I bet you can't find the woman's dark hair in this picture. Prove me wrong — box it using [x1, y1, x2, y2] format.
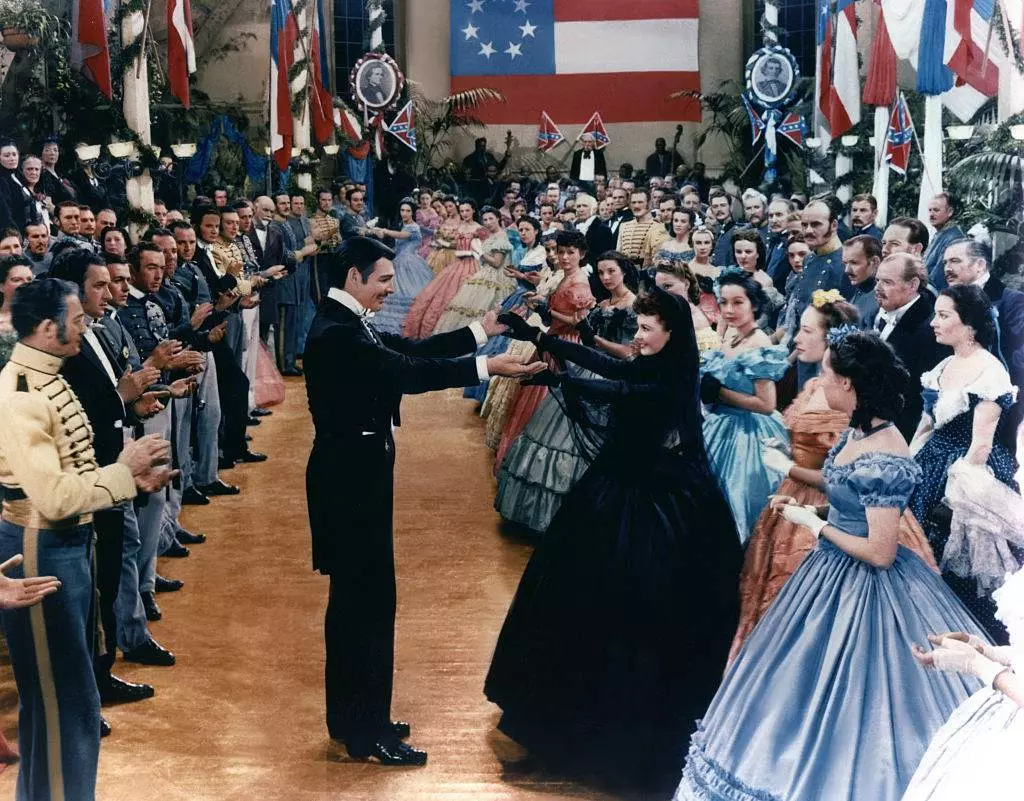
[716, 269, 767, 317]
[813, 298, 860, 329]
[672, 207, 697, 231]
[398, 198, 415, 215]
[828, 331, 909, 432]
[940, 284, 997, 350]
[656, 260, 701, 305]
[479, 205, 499, 220]
[731, 229, 767, 272]
[0, 255, 32, 285]
[10, 276, 77, 339]
[100, 225, 131, 249]
[517, 215, 541, 236]
[595, 250, 639, 293]
[634, 290, 684, 333]
[554, 229, 587, 254]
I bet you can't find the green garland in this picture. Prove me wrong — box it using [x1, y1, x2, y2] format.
[110, 0, 147, 84]
[122, 204, 160, 230]
[993, 2, 1024, 78]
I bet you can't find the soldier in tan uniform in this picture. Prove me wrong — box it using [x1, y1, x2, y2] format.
[0, 278, 172, 801]
[310, 188, 342, 304]
[616, 189, 659, 266]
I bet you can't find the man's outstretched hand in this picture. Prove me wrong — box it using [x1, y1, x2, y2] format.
[497, 312, 541, 344]
[0, 555, 61, 610]
[480, 308, 508, 338]
[486, 354, 548, 379]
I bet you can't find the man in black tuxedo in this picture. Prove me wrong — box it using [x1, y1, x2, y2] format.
[869, 253, 951, 441]
[942, 237, 1024, 454]
[249, 196, 296, 343]
[304, 237, 543, 766]
[569, 134, 607, 195]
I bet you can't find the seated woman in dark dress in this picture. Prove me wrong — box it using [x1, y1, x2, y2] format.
[485, 289, 742, 791]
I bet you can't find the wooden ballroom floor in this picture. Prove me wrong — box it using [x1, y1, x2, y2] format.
[0, 380, 660, 801]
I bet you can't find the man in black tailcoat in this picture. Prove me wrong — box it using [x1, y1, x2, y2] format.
[303, 237, 543, 765]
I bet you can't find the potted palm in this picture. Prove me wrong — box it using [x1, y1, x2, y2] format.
[0, 0, 58, 51]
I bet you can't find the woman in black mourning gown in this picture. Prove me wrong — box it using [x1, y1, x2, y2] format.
[485, 288, 743, 790]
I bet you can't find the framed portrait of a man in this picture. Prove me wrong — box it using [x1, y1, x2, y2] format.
[745, 46, 799, 110]
[352, 54, 401, 111]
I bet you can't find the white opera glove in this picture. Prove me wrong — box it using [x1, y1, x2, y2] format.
[781, 503, 827, 537]
[963, 634, 1015, 666]
[761, 445, 795, 477]
[931, 639, 1008, 686]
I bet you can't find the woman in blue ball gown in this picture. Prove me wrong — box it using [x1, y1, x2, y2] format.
[674, 330, 992, 801]
[909, 285, 1021, 644]
[372, 199, 435, 335]
[486, 289, 742, 791]
[700, 267, 789, 543]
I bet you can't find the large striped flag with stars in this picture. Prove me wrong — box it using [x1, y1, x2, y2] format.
[450, 0, 701, 124]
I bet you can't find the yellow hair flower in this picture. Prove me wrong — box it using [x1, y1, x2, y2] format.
[812, 289, 844, 309]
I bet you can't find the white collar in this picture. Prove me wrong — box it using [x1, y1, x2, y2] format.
[128, 285, 146, 300]
[880, 293, 920, 320]
[327, 287, 373, 318]
[971, 271, 991, 289]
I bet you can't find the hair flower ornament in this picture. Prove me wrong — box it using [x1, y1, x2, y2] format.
[826, 323, 860, 349]
[812, 289, 844, 309]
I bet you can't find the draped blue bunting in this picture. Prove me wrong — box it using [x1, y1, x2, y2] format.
[917, 0, 956, 95]
[184, 116, 270, 186]
[345, 149, 374, 216]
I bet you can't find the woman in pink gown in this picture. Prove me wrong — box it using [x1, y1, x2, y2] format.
[415, 190, 439, 259]
[494, 230, 594, 469]
[403, 199, 486, 339]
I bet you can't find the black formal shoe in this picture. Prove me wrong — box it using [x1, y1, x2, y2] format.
[100, 717, 111, 738]
[123, 638, 176, 667]
[99, 674, 155, 705]
[141, 591, 161, 621]
[237, 450, 267, 463]
[246, 416, 261, 427]
[346, 739, 427, 766]
[251, 407, 273, 417]
[218, 458, 237, 471]
[181, 486, 210, 506]
[154, 576, 184, 593]
[176, 529, 207, 545]
[163, 540, 190, 558]
[281, 367, 303, 377]
[199, 479, 239, 497]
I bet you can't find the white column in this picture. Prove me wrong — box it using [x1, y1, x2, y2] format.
[121, 9, 154, 225]
[835, 152, 853, 207]
[763, 1, 779, 46]
[871, 106, 890, 227]
[918, 94, 944, 232]
[292, 1, 312, 191]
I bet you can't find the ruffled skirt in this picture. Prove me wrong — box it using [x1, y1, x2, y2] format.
[674, 543, 989, 801]
[432, 266, 515, 335]
[402, 255, 478, 339]
[703, 407, 789, 544]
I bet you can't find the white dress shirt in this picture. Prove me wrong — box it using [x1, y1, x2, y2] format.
[327, 287, 490, 381]
[875, 294, 921, 341]
[578, 152, 596, 182]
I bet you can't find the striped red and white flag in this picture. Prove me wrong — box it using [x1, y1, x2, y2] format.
[167, 0, 196, 109]
[450, 0, 700, 124]
[70, 0, 111, 99]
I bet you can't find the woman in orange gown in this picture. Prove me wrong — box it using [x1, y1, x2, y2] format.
[493, 230, 594, 470]
[727, 294, 937, 664]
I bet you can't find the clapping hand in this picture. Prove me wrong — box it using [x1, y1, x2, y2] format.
[912, 636, 1007, 686]
[117, 364, 161, 403]
[780, 503, 827, 537]
[0, 555, 61, 610]
[131, 392, 166, 419]
[761, 441, 795, 477]
[190, 303, 214, 331]
[147, 339, 183, 371]
[168, 377, 198, 398]
[167, 349, 205, 374]
[497, 312, 541, 344]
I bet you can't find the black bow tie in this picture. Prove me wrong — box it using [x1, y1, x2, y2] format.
[256, 222, 268, 232]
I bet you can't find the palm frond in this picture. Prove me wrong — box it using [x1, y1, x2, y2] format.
[442, 87, 506, 113]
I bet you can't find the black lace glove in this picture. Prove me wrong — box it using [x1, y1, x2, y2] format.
[521, 370, 561, 388]
[699, 373, 723, 405]
[576, 318, 596, 347]
[497, 312, 541, 344]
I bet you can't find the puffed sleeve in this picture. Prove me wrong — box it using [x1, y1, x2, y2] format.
[567, 282, 595, 311]
[737, 345, 790, 382]
[404, 223, 422, 245]
[848, 456, 923, 509]
[969, 363, 1018, 409]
